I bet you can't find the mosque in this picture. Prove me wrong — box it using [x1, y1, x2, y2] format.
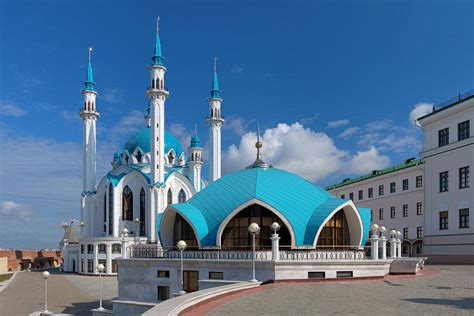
[62, 22, 424, 307]
[61, 18, 223, 274]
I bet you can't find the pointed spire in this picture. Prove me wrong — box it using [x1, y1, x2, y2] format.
[246, 123, 272, 169]
[84, 47, 95, 91]
[210, 57, 221, 98]
[151, 17, 164, 66]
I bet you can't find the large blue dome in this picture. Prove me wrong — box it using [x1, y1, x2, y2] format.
[158, 167, 371, 248]
[123, 127, 183, 156]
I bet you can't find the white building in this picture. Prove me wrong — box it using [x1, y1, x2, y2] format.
[326, 158, 424, 257]
[418, 93, 473, 263]
[62, 19, 225, 275]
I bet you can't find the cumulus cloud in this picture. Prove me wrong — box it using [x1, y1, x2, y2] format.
[338, 127, 360, 140]
[0, 200, 35, 222]
[222, 122, 390, 182]
[409, 102, 433, 126]
[223, 116, 249, 136]
[0, 101, 26, 117]
[169, 122, 193, 149]
[346, 147, 390, 174]
[327, 119, 349, 128]
[109, 109, 145, 141]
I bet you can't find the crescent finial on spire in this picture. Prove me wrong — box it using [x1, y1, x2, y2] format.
[156, 16, 160, 34]
[214, 56, 218, 72]
[88, 47, 93, 63]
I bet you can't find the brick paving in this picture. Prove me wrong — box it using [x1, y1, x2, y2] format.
[208, 265, 474, 316]
[0, 270, 117, 316]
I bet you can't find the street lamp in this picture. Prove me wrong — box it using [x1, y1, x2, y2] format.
[42, 271, 50, 313]
[177, 240, 187, 295]
[134, 218, 140, 242]
[61, 222, 70, 233]
[248, 222, 260, 282]
[96, 263, 105, 310]
[79, 221, 86, 238]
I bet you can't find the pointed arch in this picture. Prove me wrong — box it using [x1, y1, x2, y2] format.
[178, 189, 186, 203]
[122, 186, 133, 221]
[108, 185, 114, 235]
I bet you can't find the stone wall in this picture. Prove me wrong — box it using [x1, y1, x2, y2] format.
[0, 249, 63, 271]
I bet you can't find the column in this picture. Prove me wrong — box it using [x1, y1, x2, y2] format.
[397, 239, 402, 258]
[370, 235, 379, 260]
[93, 244, 98, 274]
[270, 233, 280, 261]
[380, 236, 387, 260]
[389, 238, 397, 258]
[106, 243, 112, 274]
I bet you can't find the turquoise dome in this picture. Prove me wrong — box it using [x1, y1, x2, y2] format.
[123, 127, 183, 156]
[190, 134, 201, 148]
[158, 167, 370, 248]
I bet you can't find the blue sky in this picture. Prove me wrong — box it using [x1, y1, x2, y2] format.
[0, 0, 473, 249]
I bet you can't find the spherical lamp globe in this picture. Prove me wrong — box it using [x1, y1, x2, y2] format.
[97, 263, 105, 273]
[248, 222, 260, 234]
[177, 240, 187, 251]
[42, 271, 50, 279]
[270, 222, 280, 232]
[370, 223, 379, 232]
[379, 226, 386, 234]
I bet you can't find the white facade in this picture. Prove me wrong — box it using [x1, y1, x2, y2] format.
[418, 95, 473, 263]
[327, 160, 424, 257]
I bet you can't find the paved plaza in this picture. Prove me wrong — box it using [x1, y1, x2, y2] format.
[0, 269, 117, 315]
[208, 265, 474, 316]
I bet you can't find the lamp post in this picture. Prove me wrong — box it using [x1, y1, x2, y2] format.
[79, 221, 86, 238]
[42, 271, 50, 313]
[61, 222, 69, 233]
[370, 223, 379, 260]
[177, 240, 187, 295]
[134, 218, 140, 243]
[248, 222, 260, 282]
[389, 230, 397, 258]
[396, 230, 402, 258]
[63, 238, 69, 272]
[379, 226, 387, 260]
[270, 222, 281, 262]
[96, 263, 105, 310]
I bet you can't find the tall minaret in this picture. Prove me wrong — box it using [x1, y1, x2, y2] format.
[188, 127, 203, 192]
[79, 47, 99, 236]
[206, 57, 224, 183]
[146, 17, 169, 185]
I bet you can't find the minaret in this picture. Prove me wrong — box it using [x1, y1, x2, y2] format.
[80, 47, 99, 194]
[79, 47, 99, 237]
[206, 57, 224, 183]
[146, 17, 169, 185]
[188, 126, 203, 192]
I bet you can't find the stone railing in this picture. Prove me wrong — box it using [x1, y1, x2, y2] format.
[279, 249, 367, 261]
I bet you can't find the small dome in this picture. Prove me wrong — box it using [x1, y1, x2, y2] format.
[113, 151, 121, 162]
[190, 134, 201, 148]
[123, 127, 183, 156]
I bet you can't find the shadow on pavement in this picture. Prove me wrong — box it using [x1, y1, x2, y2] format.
[403, 297, 474, 310]
[58, 299, 114, 315]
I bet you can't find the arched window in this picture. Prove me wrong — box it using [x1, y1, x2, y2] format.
[168, 152, 174, 164]
[108, 185, 114, 236]
[316, 209, 350, 249]
[151, 79, 155, 89]
[103, 194, 107, 233]
[173, 213, 198, 248]
[140, 188, 146, 236]
[122, 186, 133, 221]
[221, 204, 291, 250]
[178, 189, 186, 203]
[125, 154, 129, 164]
[167, 189, 173, 205]
[136, 151, 142, 163]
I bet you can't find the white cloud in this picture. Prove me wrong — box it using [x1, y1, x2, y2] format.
[102, 88, 123, 104]
[409, 102, 433, 127]
[338, 127, 360, 139]
[299, 114, 320, 125]
[0, 200, 35, 222]
[231, 65, 244, 74]
[0, 101, 26, 117]
[327, 119, 349, 128]
[346, 147, 390, 174]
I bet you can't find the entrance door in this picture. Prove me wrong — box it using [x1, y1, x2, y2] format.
[183, 271, 199, 293]
[72, 259, 76, 272]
